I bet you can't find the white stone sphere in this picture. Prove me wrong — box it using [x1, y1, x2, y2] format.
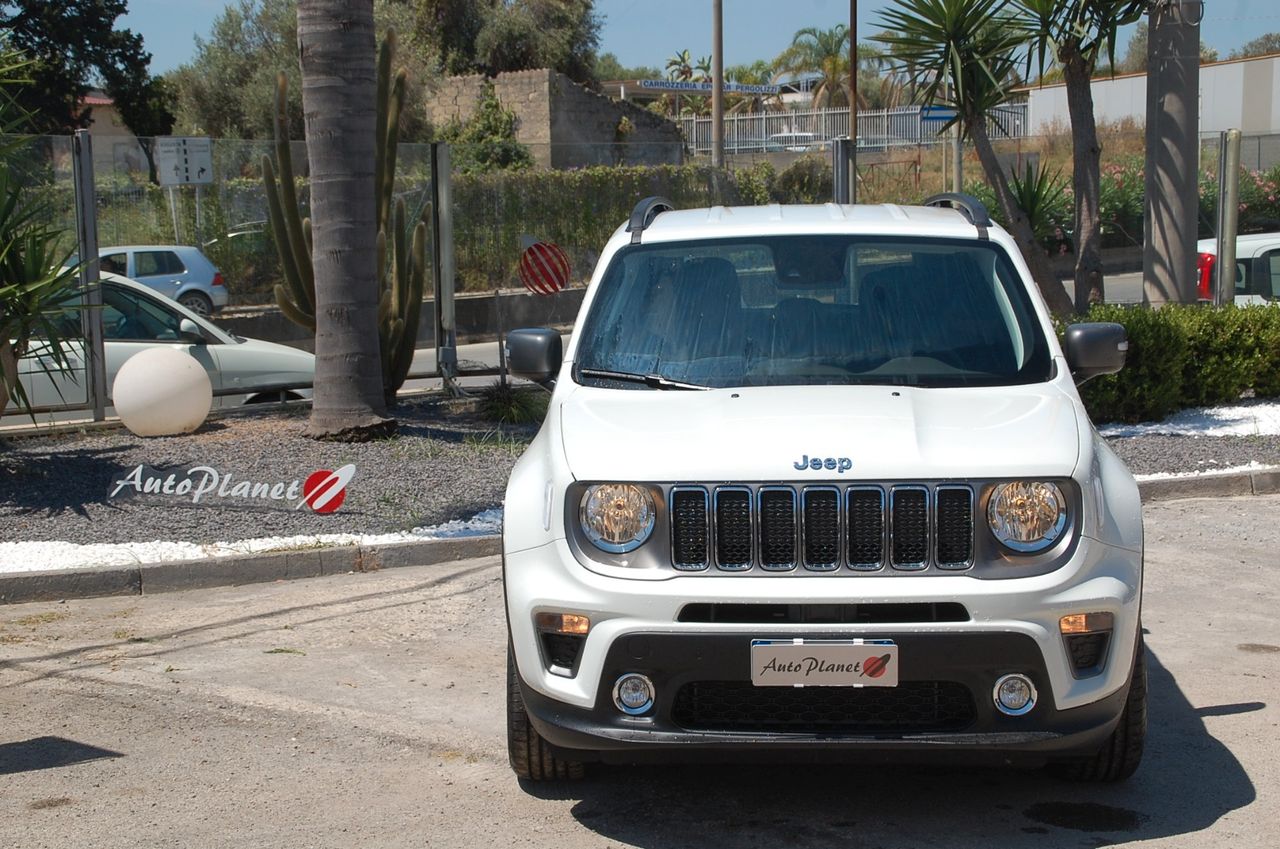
[113, 347, 213, 437]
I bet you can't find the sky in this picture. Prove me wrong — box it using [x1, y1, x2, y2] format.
[123, 0, 1280, 77]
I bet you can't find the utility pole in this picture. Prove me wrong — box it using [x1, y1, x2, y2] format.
[711, 0, 724, 168]
[1143, 0, 1203, 306]
[849, 0, 858, 203]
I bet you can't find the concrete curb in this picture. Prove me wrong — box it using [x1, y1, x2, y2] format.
[0, 535, 501, 605]
[2, 469, 1277, 606]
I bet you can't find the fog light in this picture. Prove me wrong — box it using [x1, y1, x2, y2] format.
[612, 673, 655, 716]
[993, 673, 1037, 716]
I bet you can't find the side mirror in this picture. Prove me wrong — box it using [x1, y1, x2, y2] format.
[506, 328, 562, 385]
[1064, 322, 1127, 384]
[179, 318, 207, 344]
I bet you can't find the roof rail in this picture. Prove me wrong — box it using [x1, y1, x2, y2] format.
[626, 196, 675, 244]
[923, 192, 991, 239]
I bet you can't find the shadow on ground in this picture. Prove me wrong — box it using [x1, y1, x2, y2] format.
[526, 647, 1254, 848]
[0, 736, 123, 775]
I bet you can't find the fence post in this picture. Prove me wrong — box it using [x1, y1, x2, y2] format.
[72, 129, 107, 421]
[431, 142, 460, 393]
[1215, 128, 1242, 306]
[832, 137, 853, 204]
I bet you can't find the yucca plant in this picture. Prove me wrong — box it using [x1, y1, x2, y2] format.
[1009, 161, 1069, 243]
[874, 0, 1074, 317]
[0, 52, 81, 418]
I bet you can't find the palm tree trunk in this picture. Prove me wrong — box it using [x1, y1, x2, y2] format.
[298, 0, 395, 440]
[967, 115, 1075, 318]
[1063, 49, 1104, 313]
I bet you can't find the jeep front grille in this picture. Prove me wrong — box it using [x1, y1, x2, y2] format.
[672, 483, 976, 574]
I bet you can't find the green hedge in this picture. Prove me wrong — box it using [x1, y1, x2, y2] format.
[1074, 303, 1280, 423]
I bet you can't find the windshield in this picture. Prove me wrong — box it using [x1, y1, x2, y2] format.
[574, 235, 1052, 389]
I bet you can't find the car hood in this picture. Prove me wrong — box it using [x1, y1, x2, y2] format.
[559, 383, 1081, 482]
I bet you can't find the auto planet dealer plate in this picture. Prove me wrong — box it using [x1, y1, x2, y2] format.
[750, 639, 899, 687]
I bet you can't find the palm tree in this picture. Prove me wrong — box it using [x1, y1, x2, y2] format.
[665, 48, 693, 117]
[1019, 0, 1147, 312]
[726, 60, 781, 114]
[297, 0, 395, 438]
[774, 25, 851, 108]
[875, 0, 1074, 317]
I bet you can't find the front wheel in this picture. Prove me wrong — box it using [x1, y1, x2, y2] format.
[1052, 636, 1147, 782]
[507, 646, 584, 781]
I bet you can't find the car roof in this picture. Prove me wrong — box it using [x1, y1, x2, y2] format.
[619, 203, 991, 244]
[99, 245, 204, 253]
[1197, 232, 1280, 253]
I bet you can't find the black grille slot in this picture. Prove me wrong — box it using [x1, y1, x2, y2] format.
[935, 487, 973, 567]
[891, 487, 929, 567]
[671, 488, 709, 570]
[677, 602, 970, 624]
[715, 489, 752, 569]
[802, 488, 840, 569]
[758, 488, 797, 570]
[846, 487, 884, 569]
[539, 633, 584, 674]
[1066, 632, 1111, 676]
[672, 680, 976, 733]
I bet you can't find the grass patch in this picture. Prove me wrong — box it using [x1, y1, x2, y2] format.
[15, 611, 68, 627]
[478, 380, 548, 425]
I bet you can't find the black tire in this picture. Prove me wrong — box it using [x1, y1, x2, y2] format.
[178, 292, 214, 317]
[507, 647, 585, 781]
[1052, 636, 1147, 782]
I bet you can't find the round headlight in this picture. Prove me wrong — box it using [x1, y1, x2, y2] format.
[987, 481, 1068, 553]
[580, 484, 655, 553]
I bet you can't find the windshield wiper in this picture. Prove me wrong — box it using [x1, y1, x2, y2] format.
[577, 367, 709, 391]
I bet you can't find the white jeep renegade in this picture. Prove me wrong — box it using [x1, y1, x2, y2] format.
[502, 195, 1144, 782]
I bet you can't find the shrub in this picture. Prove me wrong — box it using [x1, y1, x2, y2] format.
[1075, 304, 1190, 424]
[1072, 303, 1280, 424]
[736, 160, 775, 206]
[1166, 305, 1261, 407]
[771, 155, 831, 204]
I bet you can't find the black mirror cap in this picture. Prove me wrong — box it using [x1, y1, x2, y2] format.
[507, 328, 562, 385]
[1065, 322, 1128, 384]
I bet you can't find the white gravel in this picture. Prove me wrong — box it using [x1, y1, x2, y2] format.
[0, 507, 503, 574]
[1099, 399, 1280, 438]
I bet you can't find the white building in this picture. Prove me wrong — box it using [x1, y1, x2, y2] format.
[1024, 53, 1280, 136]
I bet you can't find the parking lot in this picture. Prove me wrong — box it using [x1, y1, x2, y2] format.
[1, 494, 1277, 849]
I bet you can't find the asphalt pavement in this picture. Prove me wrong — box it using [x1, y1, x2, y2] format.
[1, 494, 1277, 848]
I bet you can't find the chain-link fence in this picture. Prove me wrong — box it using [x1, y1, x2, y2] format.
[9, 126, 1280, 308]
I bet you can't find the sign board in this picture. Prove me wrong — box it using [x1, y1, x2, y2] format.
[920, 106, 958, 123]
[638, 79, 781, 96]
[156, 136, 213, 186]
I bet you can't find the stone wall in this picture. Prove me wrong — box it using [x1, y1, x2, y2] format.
[426, 69, 682, 169]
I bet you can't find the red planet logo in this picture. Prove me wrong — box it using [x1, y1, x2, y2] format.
[298, 464, 357, 513]
[862, 653, 892, 679]
[517, 241, 571, 295]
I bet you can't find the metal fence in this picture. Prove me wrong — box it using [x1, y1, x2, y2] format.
[678, 102, 1030, 154]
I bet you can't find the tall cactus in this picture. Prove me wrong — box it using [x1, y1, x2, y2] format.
[263, 30, 430, 404]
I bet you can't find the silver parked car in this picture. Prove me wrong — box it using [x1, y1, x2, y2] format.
[15, 273, 312, 413]
[96, 245, 229, 316]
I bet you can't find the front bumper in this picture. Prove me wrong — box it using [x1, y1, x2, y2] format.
[505, 534, 1141, 761]
[517, 630, 1129, 765]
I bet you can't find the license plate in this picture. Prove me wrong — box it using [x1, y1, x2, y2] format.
[750, 639, 899, 687]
